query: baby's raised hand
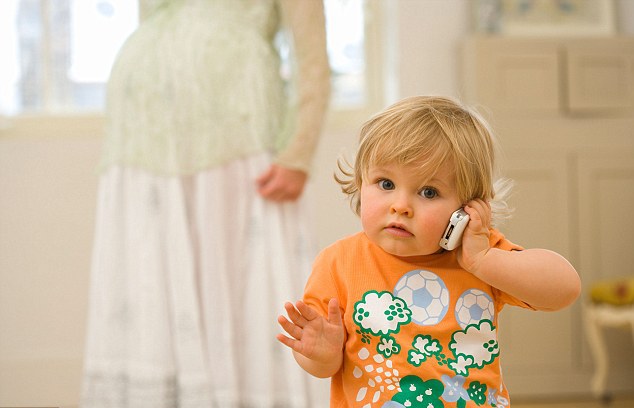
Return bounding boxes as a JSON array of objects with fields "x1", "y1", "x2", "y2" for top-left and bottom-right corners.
[{"x1": 277, "y1": 298, "x2": 344, "y2": 365}]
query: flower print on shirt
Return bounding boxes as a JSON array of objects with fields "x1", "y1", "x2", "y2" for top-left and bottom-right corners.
[
  {"x1": 348, "y1": 268, "x2": 505, "y2": 406},
  {"x1": 354, "y1": 290, "x2": 412, "y2": 336},
  {"x1": 449, "y1": 319, "x2": 499, "y2": 375}
]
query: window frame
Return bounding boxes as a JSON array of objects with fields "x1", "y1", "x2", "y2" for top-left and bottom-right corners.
[{"x1": 0, "y1": 0, "x2": 385, "y2": 136}]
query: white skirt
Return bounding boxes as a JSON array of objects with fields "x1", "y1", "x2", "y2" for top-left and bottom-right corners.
[{"x1": 81, "y1": 154, "x2": 329, "y2": 407}]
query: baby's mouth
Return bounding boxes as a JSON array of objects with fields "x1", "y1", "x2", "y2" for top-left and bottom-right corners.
[{"x1": 385, "y1": 223, "x2": 413, "y2": 237}]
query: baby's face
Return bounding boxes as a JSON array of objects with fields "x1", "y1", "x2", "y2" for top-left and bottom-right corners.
[{"x1": 360, "y1": 162, "x2": 462, "y2": 258}]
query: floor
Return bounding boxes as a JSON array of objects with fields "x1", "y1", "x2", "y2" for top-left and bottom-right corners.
[{"x1": 513, "y1": 394, "x2": 634, "y2": 408}]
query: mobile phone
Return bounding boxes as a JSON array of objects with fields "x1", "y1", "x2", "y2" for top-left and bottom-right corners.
[{"x1": 439, "y1": 208, "x2": 470, "y2": 251}]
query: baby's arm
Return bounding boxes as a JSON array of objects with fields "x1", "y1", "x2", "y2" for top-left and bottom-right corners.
[
  {"x1": 277, "y1": 298, "x2": 345, "y2": 378},
  {"x1": 459, "y1": 200, "x2": 581, "y2": 311}
]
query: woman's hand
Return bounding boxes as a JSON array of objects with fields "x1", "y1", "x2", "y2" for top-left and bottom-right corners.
[{"x1": 256, "y1": 164, "x2": 308, "y2": 202}]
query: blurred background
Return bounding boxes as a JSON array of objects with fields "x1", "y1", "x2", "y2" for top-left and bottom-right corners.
[{"x1": 1, "y1": 0, "x2": 633, "y2": 406}]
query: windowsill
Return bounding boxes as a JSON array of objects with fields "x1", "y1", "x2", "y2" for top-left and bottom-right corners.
[
  {"x1": 1, "y1": 104, "x2": 384, "y2": 139},
  {"x1": 0, "y1": 113, "x2": 105, "y2": 139}
]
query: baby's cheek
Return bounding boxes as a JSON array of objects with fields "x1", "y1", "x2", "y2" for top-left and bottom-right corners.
[
  {"x1": 419, "y1": 215, "x2": 450, "y2": 244},
  {"x1": 422, "y1": 213, "x2": 447, "y2": 233},
  {"x1": 359, "y1": 199, "x2": 381, "y2": 226}
]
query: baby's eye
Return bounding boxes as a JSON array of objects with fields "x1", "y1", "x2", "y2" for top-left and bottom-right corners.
[
  {"x1": 419, "y1": 187, "x2": 438, "y2": 199},
  {"x1": 378, "y1": 179, "x2": 395, "y2": 190}
]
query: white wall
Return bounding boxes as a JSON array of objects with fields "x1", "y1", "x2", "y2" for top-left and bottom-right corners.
[
  {"x1": 0, "y1": 127, "x2": 100, "y2": 407},
  {"x1": 390, "y1": 0, "x2": 469, "y2": 100}
]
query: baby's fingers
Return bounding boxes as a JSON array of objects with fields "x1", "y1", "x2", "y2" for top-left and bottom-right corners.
[
  {"x1": 277, "y1": 314, "x2": 303, "y2": 340},
  {"x1": 464, "y1": 199, "x2": 491, "y2": 229},
  {"x1": 294, "y1": 300, "x2": 321, "y2": 321},
  {"x1": 283, "y1": 301, "x2": 309, "y2": 327},
  {"x1": 276, "y1": 332, "x2": 303, "y2": 352}
]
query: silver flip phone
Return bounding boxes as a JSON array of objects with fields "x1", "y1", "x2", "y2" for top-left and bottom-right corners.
[{"x1": 439, "y1": 208, "x2": 469, "y2": 251}]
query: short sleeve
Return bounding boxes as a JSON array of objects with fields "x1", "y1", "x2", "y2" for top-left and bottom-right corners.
[
  {"x1": 302, "y1": 249, "x2": 341, "y2": 317},
  {"x1": 489, "y1": 229, "x2": 537, "y2": 311}
]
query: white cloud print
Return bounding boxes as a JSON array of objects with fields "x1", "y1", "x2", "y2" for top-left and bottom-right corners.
[
  {"x1": 449, "y1": 319, "x2": 499, "y2": 368},
  {"x1": 353, "y1": 290, "x2": 412, "y2": 335}
]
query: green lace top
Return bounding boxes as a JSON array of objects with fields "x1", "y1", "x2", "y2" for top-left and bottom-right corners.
[{"x1": 100, "y1": 0, "x2": 330, "y2": 175}]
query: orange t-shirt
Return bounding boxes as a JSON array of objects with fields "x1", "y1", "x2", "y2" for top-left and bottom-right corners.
[{"x1": 303, "y1": 230, "x2": 534, "y2": 408}]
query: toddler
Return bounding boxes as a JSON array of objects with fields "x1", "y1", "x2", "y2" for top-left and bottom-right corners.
[{"x1": 277, "y1": 96, "x2": 581, "y2": 407}]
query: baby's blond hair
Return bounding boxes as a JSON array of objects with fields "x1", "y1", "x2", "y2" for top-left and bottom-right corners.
[{"x1": 336, "y1": 96, "x2": 512, "y2": 225}]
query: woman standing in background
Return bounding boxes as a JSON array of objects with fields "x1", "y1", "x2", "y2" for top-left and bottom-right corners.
[{"x1": 81, "y1": 0, "x2": 330, "y2": 406}]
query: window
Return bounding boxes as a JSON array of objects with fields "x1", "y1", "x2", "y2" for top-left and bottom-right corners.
[
  {"x1": 324, "y1": 0, "x2": 366, "y2": 109},
  {"x1": 0, "y1": 0, "x2": 137, "y2": 114},
  {"x1": 0, "y1": 0, "x2": 378, "y2": 117}
]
